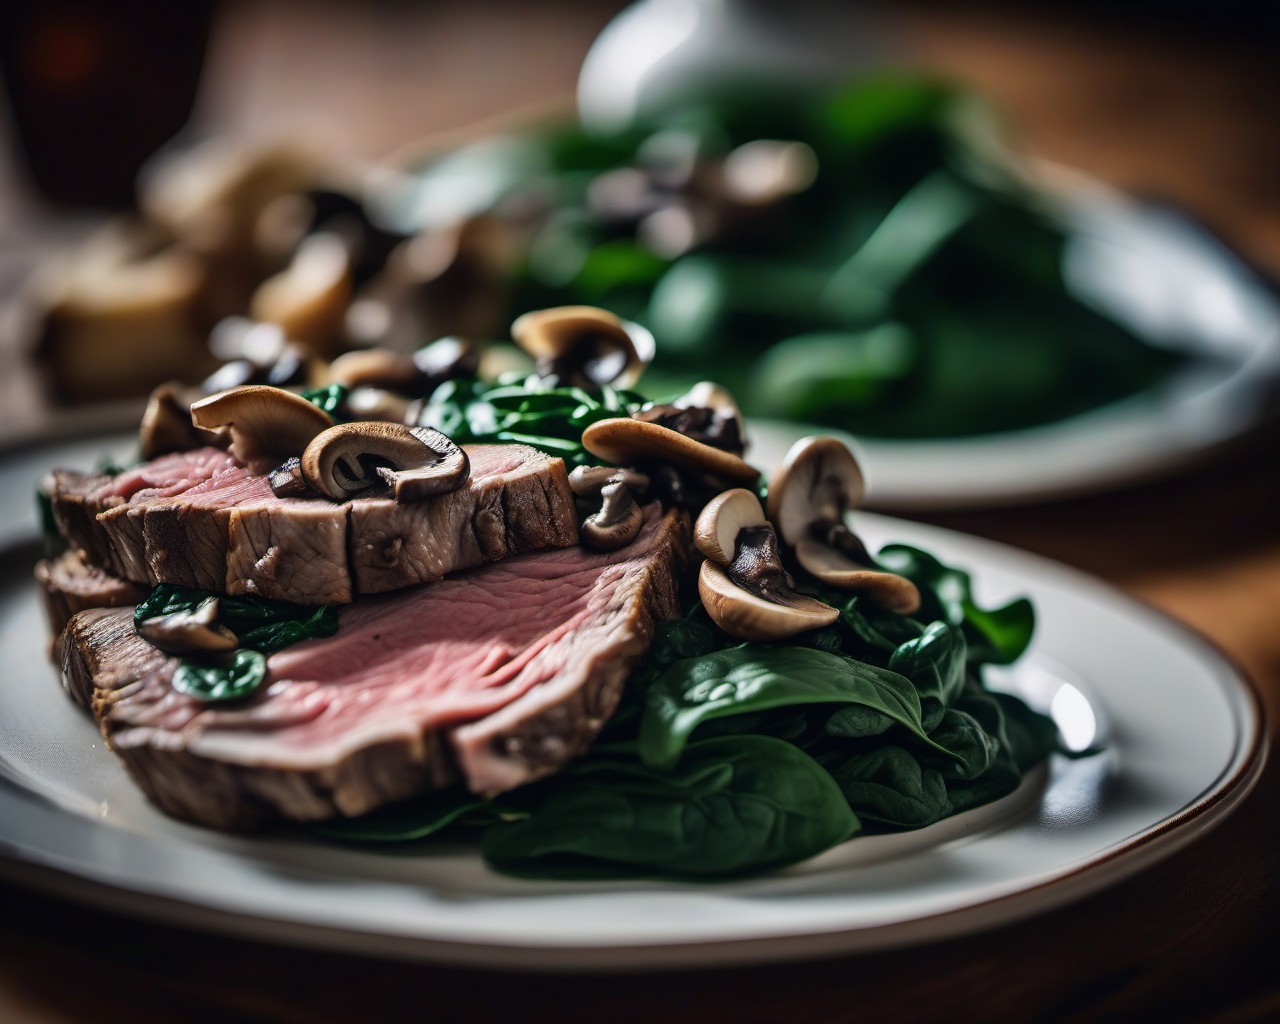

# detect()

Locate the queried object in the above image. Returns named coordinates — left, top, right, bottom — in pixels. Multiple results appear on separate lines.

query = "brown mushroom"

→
left=139, top=382, right=227, bottom=460
left=136, top=598, right=238, bottom=656
left=633, top=380, right=747, bottom=455
left=342, top=387, right=415, bottom=423
left=580, top=417, right=758, bottom=485
left=766, top=436, right=920, bottom=614
left=33, top=221, right=213, bottom=402
left=328, top=347, right=425, bottom=391
left=190, top=384, right=334, bottom=463
left=301, top=422, right=469, bottom=502
left=580, top=479, right=645, bottom=551
left=203, top=317, right=325, bottom=393
left=511, top=306, right=655, bottom=389
left=694, top=488, right=837, bottom=641
left=567, top=464, right=651, bottom=498
left=249, top=232, right=352, bottom=356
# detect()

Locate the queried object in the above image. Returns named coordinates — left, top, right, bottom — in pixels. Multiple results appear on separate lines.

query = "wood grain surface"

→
left=1, top=3, right=1278, bottom=1021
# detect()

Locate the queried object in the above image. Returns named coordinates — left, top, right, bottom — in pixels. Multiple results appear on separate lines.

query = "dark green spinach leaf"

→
left=813, top=743, right=950, bottom=829
left=877, top=544, right=1034, bottom=664
left=639, top=645, right=951, bottom=770
left=481, top=735, right=858, bottom=878
left=172, top=650, right=266, bottom=703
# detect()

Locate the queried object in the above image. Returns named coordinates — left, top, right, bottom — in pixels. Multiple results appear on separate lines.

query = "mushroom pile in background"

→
left=33, top=140, right=495, bottom=404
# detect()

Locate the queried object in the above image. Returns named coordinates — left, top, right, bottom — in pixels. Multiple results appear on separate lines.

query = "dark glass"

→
left=0, top=0, right=216, bottom=208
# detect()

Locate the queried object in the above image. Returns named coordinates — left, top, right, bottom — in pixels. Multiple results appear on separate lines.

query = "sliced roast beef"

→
left=62, top=507, right=686, bottom=830
left=50, top=443, right=578, bottom=604
left=35, top=550, right=149, bottom=662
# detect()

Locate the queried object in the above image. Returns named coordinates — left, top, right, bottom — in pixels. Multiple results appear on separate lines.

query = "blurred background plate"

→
left=751, top=169, right=1280, bottom=509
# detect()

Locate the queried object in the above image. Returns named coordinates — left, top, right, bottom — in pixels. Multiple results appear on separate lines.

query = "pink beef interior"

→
left=99, top=448, right=239, bottom=503
left=110, top=511, right=670, bottom=771
left=110, top=444, right=530, bottom=513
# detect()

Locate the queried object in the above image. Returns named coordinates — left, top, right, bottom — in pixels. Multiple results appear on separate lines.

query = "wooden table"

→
left=2, top=4, right=1278, bottom=1021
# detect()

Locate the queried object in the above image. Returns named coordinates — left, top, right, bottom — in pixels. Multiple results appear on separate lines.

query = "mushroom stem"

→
left=268, top=457, right=313, bottom=498
left=694, top=487, right=838, bottom=640
left=597, top=480, right=633, bottom=524
left=728, top=525, right=815, bottom=611
left=580, top=480, right=644, bottom=551
left=810, top=514, right=875, bottom=567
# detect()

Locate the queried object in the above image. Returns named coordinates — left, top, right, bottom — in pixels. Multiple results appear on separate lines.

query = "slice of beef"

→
left=35, top=550, right=149, bottom=662
left=50, top=448, right=240, bottom=575
left=50, top=443, right=579, bottom=605
left=62, top=507, right=686, bottom=831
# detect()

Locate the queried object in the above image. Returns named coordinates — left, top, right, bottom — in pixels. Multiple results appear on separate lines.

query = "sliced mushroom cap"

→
left=190, top=384, right=334, bottom=463
left=204, top=317, right=325, bottom=392
left=567, top=464, right=651, bottom=497
left=693, top=488, right=838, bottom=641
left=673, top=380, right=742, bottom=419
left=766, top=435, right=919, bottom=614
left=792, top=540, right=921, bottom=615
left=635, top=380, right=747, bottom=455
left=580, top=479, right=645, bottom=551
left=693, top=487, right=766, bottom=565
left=511, top=306, right=655, bottom=389
left=140, top=382, right=226, bottom=460
left=765, top=435, right=866, bottom=546
left=136, top=598, right=238, bottom=656
left=698, top=561, right=838, bottom=642
left=581, top=417, right=759, bottom=485
left=301, top=422, right=469, bottom=502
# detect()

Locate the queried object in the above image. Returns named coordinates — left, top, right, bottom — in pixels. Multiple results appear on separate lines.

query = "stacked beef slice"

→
left=44, top=444, right=686, bottom=830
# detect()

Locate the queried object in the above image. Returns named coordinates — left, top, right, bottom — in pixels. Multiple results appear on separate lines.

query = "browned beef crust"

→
left=49, top=444, right=579, bottom=604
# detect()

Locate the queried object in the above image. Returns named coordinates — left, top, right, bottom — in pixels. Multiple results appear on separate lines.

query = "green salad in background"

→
left=380, top=75, right=1184, bottom=439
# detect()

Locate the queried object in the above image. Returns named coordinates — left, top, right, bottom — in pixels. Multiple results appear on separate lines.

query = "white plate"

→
left=0, top=437, right=1265, bottom=970
left=751, top=178, right=1280, bottom=509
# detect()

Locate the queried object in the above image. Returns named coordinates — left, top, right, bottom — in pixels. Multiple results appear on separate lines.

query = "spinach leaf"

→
left=991, top=691, right=1059, bottom=771
left=172, top=650, right=266, bottom=703
left=481, top=735, right=858, bottom=879
left=310, top=789, right=498, bottom=842
left=813, top=743, right=950, bottom=829
left=921, top=708, right=1000, bottom=781
left=418, top=377, right=645, bottom=469
left=232, top=605, right=339, bottom=652
left=301, top=383, right=352, bottom=419
left=877, top=544, right=1034, bottom=664
left=888, top=620, right=967, bottom=710
left=134, top=585, right=340, bottom=652
left=824, top=704, right=895, bottom=739
left=944, top=755, right=1021, bottom=817
left=639, top=645, right=949, bottom=770
left=836, top=593, right=923, bottom=656
left=135, top=585, right=340, bottom=703
left=133, top=584, right=210, bottom=624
